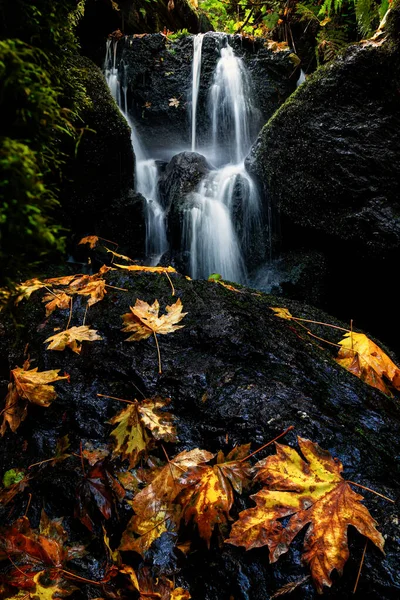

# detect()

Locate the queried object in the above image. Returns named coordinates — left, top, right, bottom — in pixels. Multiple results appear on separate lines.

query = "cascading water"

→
left=191, top=34, right=204, bottom=152
left=183, top=36, right=262, bottom=283
left=104, top=39, right=168, bottom=264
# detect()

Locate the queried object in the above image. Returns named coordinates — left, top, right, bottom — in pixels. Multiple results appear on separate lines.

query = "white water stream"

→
left=191, top=33, right=204, bottom=152
left=104, top=39, right=168, bottom=264
left=184, top=37, right=262, bottom=283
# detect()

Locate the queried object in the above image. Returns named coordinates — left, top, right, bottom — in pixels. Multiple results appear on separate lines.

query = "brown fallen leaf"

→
left=138, top=397, right=177, bottom=442
left=122, top=298, right=186, bottom=342
left=122, top=298, right=186, bottom=373
left=178, top=445, right=252, bottom=547
left=1, top=362, right=69, bottom=435
left=120, top=449, right=214, bottom=556
left=120, top=565, right=191, bottom=600
left=78, top=235, right=99, bottom=249
left=105, top=248, right=136, bottom=263
left=42, top=292, right=71, bottom=317
left=15, top=278, right=47, bottom=305
left=226, top=437, right=385, bottom=593
left=336, top=332, right=400, bottom=395
left=270, top=307, right=293, bottom=320
left=115, top=263, right=176, bottom=274
left=109, top=401, right=152, bottom=468
left=74, top=278, right=107, bottom=307
left=45, top=325, right=102, bottom=354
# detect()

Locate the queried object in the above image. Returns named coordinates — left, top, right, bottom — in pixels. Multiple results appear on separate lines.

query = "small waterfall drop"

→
left=104, top=39, right=168, bottom=264
left=191, top=34, right=204, bottom=152
left=183, top=36, right=262, bottom=283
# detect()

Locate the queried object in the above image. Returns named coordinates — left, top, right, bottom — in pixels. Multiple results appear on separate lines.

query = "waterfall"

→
left=183, top=37, right=262, bottom=283
left=191, top=34, right=204, bottom=152
left=104, top=39, right=168, bottom=264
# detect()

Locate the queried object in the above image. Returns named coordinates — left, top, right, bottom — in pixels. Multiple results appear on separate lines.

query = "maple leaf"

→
left=271, top=307, right=293, bottom=320
left=178, top=445, right=252, bottom=547
left=74, top=278, right=107, bottom=307
left=75, top=460, right=125, bottom=531
left=138, top=397, right=177, bottom=442
left=109, top=401, right=152, bottom=468
left=115, top=263, right=176, bottom=273
left=1, top=362, right=69, bottom=435
left=42, top=292, right=71, bottom=317
left=226, top=437, right=385, bottom=593
left=122, top=298, right=186, bottom=342
left=0, top=511, right=85, bottom=567
left=78, top=235, right=100, bottom=249
left=14, top=278, right=47, bottom=305
left=120, top=564, right=190, bottom=600
left=169, top=97, right=180, bottom=108
left=120, top=449, right=214, bottom=556
left=45, top=325, right=102, bottom=354
left=336, top=332, right=400, bottom=395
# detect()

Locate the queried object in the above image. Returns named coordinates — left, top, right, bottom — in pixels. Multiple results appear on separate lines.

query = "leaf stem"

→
left=80, top=441, right=86, bottom=476
left=353, top=540, right=367, bottom=594
left=240, top=426, right=295, bottom=462
left=105, top=284, right=128, bottom=292
left=24, top=493, right=32, bottom=517
left=60, top=568, right=102, bottom=586
left=154, top=332, right=162, bottom=374
left=347, top=481, right=394, bottom=503
left=97, top=393, right=135, bottom=404
left=291, top=316, right=350, bottom=332
left=66, top=297, right=73, bottom=330
left=164, top=271, right=175, bottom=296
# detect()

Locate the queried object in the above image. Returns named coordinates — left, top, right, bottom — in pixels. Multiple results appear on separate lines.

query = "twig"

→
left=80, top=441, right=86, bottom=476
left=97, top=393, right=135, bottom=405
left=24, top=493, right=32, bottom=517
left=347, top=481, right=394, bottom=503
left=353, top=540, right=367, bottom=594
left=82, top=304, right=88, bottom=326
left=240, top=426, right=295, bottom=462
left=66, top=297, right=73, bottom=330
left=60, top=568, right=103, bottom=586
left=43, top=285, right=63, bottom=299
left=154, top=332, right=162, bottom=374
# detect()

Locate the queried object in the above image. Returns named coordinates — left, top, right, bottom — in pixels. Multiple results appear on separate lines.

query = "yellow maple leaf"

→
left=270, top=307, right=293, bottom=320
left=122, top=298, right=186, bottom=341
left=42, top=292, right=71, bottom=317
left=121, top=298, right=186, bottom=373
left=138, top=397, right=177, bottom=442
left=74, top=278, right=106, bottom=307
left=78, top=235, right=99, bottom=249
left=336, top=332, right=400, bottom=395
left=109, top=402, right=151, bottom=468
left=178, top=446, right=252, bottom=547
left=15, top=278, right=47, bottom=305
left=44, top=325, right=102, bottom=354
left=115, top=263, right=176, bottom=273
left=120, top=449, right=214, bottom=556
left=1, top=363, right=69, bottom=435
left=226, top=437, right=385, bottom=593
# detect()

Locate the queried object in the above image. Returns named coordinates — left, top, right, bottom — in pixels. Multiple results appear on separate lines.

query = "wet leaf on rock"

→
left=336, top=331, right=400, bottom=395
left=45, top=325, right=102, bottom=354
left=226, top=437, right=385, bottom=593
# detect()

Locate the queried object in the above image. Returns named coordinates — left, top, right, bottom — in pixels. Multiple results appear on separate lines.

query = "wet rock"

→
left=0, top=269, right=399, bottom=599
left=120, top=32, right=296, bottom=155
left=246, top=7, right=400, bottom=353
left=61, top=56, right=144, bottom=257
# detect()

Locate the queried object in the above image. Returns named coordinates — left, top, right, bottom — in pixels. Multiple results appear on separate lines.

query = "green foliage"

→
left=2, top=468, right=25, bottom=488
left=167, top=28, right=190, bottom=40
left=0, top=1, right=89, bottom=283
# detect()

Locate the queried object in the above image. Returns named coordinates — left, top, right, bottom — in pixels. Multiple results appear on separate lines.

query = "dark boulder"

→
left=0, top=268, right=399, bottom=599
left=61, top=56, right=146, bottom=258
left=246, top=7, right=400, bottom=352
left=120, top=33, right=297, bottom=155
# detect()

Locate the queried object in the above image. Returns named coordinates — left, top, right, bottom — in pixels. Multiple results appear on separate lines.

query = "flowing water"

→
left=191, top=34, right=204, bottom=152
left=104, top=39, right=168, bottom=264
left=105, top=35, right=265, bottom=281
left=183, top=36, right=262, bottom=283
